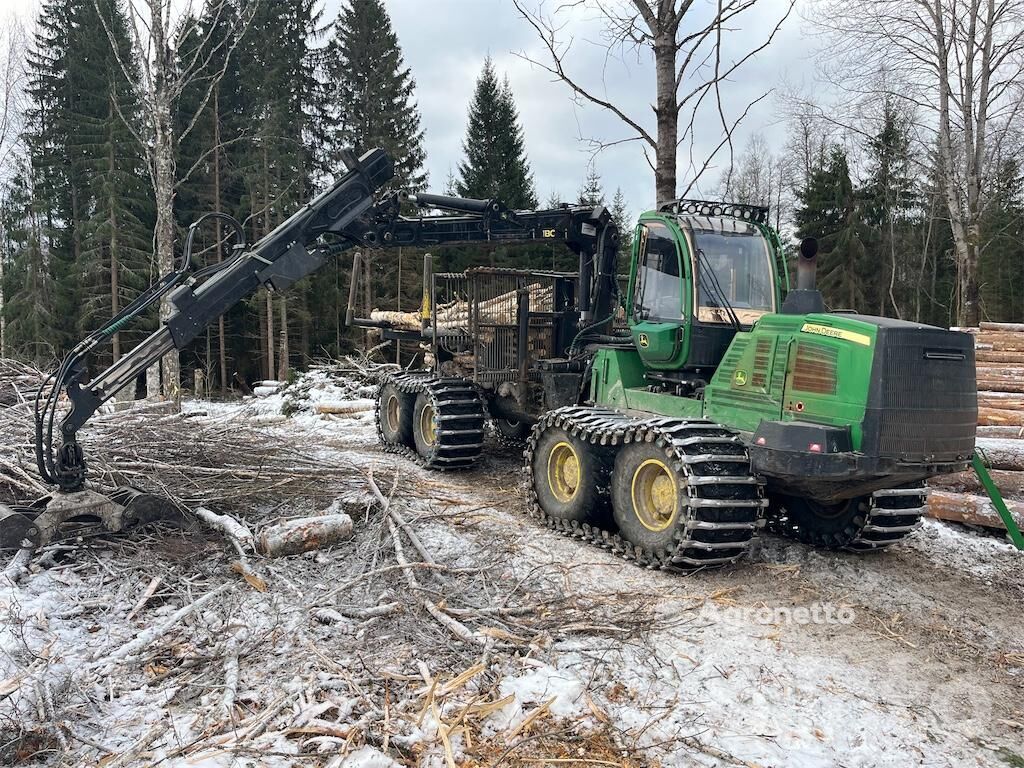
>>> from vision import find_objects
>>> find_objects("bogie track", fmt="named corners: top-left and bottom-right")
top-left (375, 373), bottom-right (486, 470)
top-left (765, 487), bottom-right (928, 550)
top-left (524, 407), bottom-right (767, 570)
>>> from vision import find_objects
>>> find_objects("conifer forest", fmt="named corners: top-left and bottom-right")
top-left (2, 3), bottom-right (1024, 767)
top-left (0, 0), bottom-right (1021, 392)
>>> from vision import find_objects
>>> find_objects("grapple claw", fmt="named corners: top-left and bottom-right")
top-left (0, 505), bottom-right (43, 549)
top-left (0, 487), bottom-right (187, 550)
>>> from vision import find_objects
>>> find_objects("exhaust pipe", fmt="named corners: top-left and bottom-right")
top-left (781, 237), bottom-right (825, 315)
top-left (796, 237), bottom-right (818, 291)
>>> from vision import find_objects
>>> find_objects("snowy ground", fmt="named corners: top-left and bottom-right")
top-left (2, 370), bottom-right (1022, 767)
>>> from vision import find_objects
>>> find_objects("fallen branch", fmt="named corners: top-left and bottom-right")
top-left (92, 583), bottom-right (232, 669)
top-left (1, 547), bottom-right (32, 586)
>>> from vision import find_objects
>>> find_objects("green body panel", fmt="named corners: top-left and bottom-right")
top-left (592, 313), bottom-right (881, 451)
top-left (704, 313), bottom-right (877, 447)
top-left (590, 346), bottom-right (704, 419)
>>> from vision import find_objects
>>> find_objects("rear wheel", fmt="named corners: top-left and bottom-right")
top-left (377, 381), bottom-right (414, 447)
top-left (530, 427), bottom-right (611, 527)
top-left (768, 495), bottom-right (871, 549)
top-left (767, 488), bottom-right (926, 550)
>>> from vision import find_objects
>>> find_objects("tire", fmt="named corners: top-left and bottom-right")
top-left (768, 494), bottom-right (871, 548)
top-left (494, 418), bottom-right (532, 444)
top-left (530, 426), bottom-right (611, 526)
top-left (377, 381), bottom-right (414, 447)
top-left (610, 442), bottom-right (686, 557)
top-left (412, 391), bottom-right (439, 459)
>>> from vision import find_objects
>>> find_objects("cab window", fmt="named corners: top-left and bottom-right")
top-left (689, 220), bottom-right (775, 324)
top-left (632, 222), bottom-right (683, 322)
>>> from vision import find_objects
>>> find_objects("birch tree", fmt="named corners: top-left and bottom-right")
top-left (809, 0), bottom-right (1024, 327)
top-left (96, 0), bottom-right (253, 399)
top-left (0, 17), bottom-right (27, 358)
top-left (512, 0), bottom-right (794, 203)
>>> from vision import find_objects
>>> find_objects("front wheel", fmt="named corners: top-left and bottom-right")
top-left (610, 442), bottom-right (684, 558)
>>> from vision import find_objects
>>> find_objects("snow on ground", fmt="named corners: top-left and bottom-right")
top-left (2, 368), bottom-right (1023, 767)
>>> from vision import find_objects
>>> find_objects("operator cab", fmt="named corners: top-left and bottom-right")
top-left (628, 201), bottom-right (780, 380)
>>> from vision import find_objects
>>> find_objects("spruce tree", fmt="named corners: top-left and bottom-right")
top-left (326, 0), bottom-right (426, 190)
top-left (609, 187), bottom-right (633, 257)
top-left (578, 165), bottom-right (604, 206)
top-left (859, 100), bottom-right (917, 316)
top-left (794, 146), bottom-right (868, 311)
top-left (0, 160), bottom-right (56, 363)
top-left (24, 0), bottom-right (79, 353)
top-left (457, 59), bottom-right (537, 208)
top-left (75, 0), bottom-right (152, 363)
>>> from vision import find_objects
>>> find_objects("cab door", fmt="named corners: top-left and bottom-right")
top-left (628, 220), bottom-right (689, 368)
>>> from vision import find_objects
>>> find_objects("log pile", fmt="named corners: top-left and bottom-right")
top-left (369, 283), bottom-right (554, 331)
top-left (970, 322), bottom-right (1024, 432)
top-left (927, 322), bottom-right (1024, 535)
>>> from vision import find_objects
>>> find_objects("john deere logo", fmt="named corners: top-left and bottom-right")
top-left (638, 333), bottom-right (650, 348)
top-left (733, 370), bottom-right (748, 386)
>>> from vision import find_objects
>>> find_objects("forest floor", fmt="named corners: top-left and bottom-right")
top-left (1, 369), bottom-right (1023, 768)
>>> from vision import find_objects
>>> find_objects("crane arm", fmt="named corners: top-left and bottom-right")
top-left (35, 148), bottom-right (620, 493)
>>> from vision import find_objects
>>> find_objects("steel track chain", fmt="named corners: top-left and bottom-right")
top-left (764, 486), bottom-right (928, 551)
top-left (522, 406), bottom-right (768, 570)
top-left (374, 373), bottom-right (487, 470)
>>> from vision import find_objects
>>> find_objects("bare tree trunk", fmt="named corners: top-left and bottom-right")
top-left (514, 0), bottom-right (791, 204)
top-left (153, 89), bottom-right (178, 400)
top-left (653, 28), bottom-right (678, 203)
top-left (108, 98), bottom-right (121, 362)
top-left (277, 295), bottom-right (288, 381)
top-left (213, 90), bottom-right (227, 393)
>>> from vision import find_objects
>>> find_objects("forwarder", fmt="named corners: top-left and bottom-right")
top-left (4, 147), bottom-right (1011, 569)
top-left (354, 202), bottom-right (983, 568)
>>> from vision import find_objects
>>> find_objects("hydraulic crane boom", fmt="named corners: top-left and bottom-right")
top-left (31, 147), bottom-right (619, 505)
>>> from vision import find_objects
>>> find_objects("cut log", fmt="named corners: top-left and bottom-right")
top-left (975, 334), bottom-right (1024, 352)
top-left (314, 400), bottom-right (374, 415)
top-left (975, 366), bottom-right (1024, 378)
top-left (929, 469), bottom-right (1024, 497)
top-left (258, 512), bottom-right (354, 557)
top-left (978, 408), bottom-right (1024, 426)
top-left (975, 379), bottom-right (1024, 393)
top-left (979, 322), bottom-right (1024, 333)
top-left (976, 351), bottom-right (1024, 364)
top-left (977, 425), bottom-right (1024, 438)
top-left (927, 490), bottom-right (1024, 531)
top-left (974, 438), bottom-right (1024, 471)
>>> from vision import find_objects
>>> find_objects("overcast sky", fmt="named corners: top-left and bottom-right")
top-left (337, 0), bottom-right (813, 218)
top-left (3, 0), bottom-right (815, 219)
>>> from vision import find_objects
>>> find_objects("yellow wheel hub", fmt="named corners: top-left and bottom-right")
top-left (418, 403), bottom-right (437, 447)
top-left (547, 441), bottom-right (581, 504)
top-left (631, 459), bottom-right (678, 532)
top-left (385, 394), bottom-right (400, 432)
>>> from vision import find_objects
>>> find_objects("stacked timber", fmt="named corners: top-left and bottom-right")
top-left (927, 322), bottom-right (1024, 533)
top-left (970, 322), bottom-right (1024, 432)
top-left (369, 283), bottom-right (554, 332)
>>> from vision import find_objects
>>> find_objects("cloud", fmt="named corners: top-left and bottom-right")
top-left (359, 0), bottom-right (809, 219)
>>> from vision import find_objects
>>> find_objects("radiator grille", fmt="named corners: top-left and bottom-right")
top-left (791, 342), bottom-right (838, 395)
top-left (864, 327), bottom-right (976, 462)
